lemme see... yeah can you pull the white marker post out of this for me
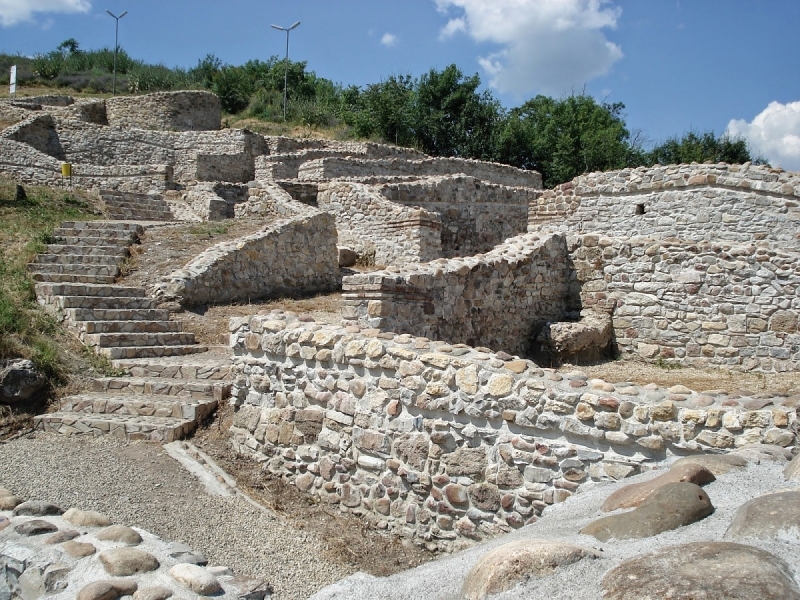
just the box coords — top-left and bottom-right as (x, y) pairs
(9, 65), (16, 97)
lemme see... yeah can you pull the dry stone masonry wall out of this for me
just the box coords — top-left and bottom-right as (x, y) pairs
(105, 91), (222, 131)
(531, 163), (800, 250)
(570, 234), (800, 371)
(341, 232), (570, 357)
(229, 312), (798, 549)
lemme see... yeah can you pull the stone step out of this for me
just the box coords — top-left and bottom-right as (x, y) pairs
(61, 221), (144, 233)
(84, 331), (197, 348)
(34, 254), (124, 266)
(105, 207), (173, 221)
(61, 391), (219, 420)
(49, 236), (134, 247)
(43, 245), (130, 257)
(35, 412), (194, 443)
(35, 283), (146, 298)
(52, 227), (139, 241)
(98, 344), (209, 360)
(30, 272), (116, 284)
(113, 356), (231, 380)
(51, 296), (157, 310)
(90, 377), (230, 401)
(74, 320), (182, 334)
(28, 263), (120, 276)
(66, 308), (171, 322)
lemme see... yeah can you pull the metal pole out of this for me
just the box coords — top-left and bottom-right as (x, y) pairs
(107, 10), (127, 96)
(271, 22), (300, 122)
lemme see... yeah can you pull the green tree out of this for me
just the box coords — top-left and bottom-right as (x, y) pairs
(496, 94), (641, 187)
(648, 130), (757, 165)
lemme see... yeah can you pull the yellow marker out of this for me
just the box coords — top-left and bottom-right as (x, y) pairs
(61, 163), (72, 177)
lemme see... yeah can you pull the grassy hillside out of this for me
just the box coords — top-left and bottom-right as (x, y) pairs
(0, 178), (105, 408)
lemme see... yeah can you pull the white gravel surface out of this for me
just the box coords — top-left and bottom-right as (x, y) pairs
(0, 433), (350, 600)
(311, 453), (800, 600)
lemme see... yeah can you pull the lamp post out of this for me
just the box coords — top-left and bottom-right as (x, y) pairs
(270, 21), (301, 121)
(106, 9), (128, 96)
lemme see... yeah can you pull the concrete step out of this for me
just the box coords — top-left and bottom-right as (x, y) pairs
(30, 272), (116, 284)
(35, 412), (194, 443)
(34, 254), (124, 266)
(90, 377), (230, 401)
(84, 331), (197, 348)
(66, 308), (171, 322)
(113, 355), (231, 380)
(43, 245), (130, 257)
(98, 344), (208, 360)
(28, 263), (120, 276)
(51, 296), (157, 310)
(61, 391), (219, 421)
(35, 283), (146, 298)
(74, 320), (182, 335)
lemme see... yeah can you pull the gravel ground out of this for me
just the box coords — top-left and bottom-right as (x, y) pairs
(0, 433), (351, 600)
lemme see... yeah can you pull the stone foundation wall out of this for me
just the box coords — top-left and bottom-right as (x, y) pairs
(0, 138), (172, 193)
(298, 157), (542, 189)
(570, 234), (800, 372)
(341, 232), (570, 356)
(2, 114), (65, 159)
(105, 91), (221, 131)
(318, 182), (442, 266)
(155, 210), (340, 306)
(228, 312), (798, 549)
(195, 153), (254, 183)
(379, 176), (533, 257)
(530, 163), (800, 250)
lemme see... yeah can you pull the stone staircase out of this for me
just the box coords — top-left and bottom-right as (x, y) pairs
(101, 189), (175, 221)
(31, 214), (231, 442)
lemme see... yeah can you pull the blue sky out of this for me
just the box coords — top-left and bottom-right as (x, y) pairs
(2, 0), (799, 169)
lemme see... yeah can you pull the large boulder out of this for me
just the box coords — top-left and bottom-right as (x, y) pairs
(535, 309), (614, 364)
(671, 453), (748, 475)
(602, 541), (800, 599)
(462, 540), (600, 600)
(0, 359), (46, 405)
(582, 482), (713, 542)
(602, 463), (715, 512)
(725, 491), (800, 541)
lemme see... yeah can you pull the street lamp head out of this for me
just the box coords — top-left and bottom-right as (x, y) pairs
(106, 9), (127, 19)
(271, 24), (285, 31)
(119, 11), (127, 18)
(289, 21), (301, 30)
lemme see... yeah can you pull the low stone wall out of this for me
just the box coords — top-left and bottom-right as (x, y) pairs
(229, 312), (798, 549)
(2, 114), (65, 159)
(570, 234), (800, 372)
(105, 91), (221, 131)
(530, 163), (800, 250)
(341, 232), (570, 356)
(318, 181), (442, 265)
(298, 156), (542, 189)
(196, 153), (254, 183)
(155, 211), (340, 306)
(0, 139), (172, 193)
(379, 176), (532, 257)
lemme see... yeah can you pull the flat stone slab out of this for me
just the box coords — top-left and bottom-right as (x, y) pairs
(725, 490), (800, 541)
(602, 541), (800, 599)
(462, 539), (601, 600)
(602, 463), (715, 512)
(582, 482), (714, 541)
(671, 453), (749, 475)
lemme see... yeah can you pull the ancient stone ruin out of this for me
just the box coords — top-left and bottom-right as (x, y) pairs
(1, 91), (798, 560)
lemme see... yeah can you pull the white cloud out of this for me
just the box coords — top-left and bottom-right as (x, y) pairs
(381, 32), (397, 47)
(0, 0), (91, 27)
(727, 101), (800, 172)
(435, 0), (623, 96)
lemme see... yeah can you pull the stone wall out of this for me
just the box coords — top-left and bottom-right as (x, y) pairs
(3, 114), (65, 160)
(317, 182), (442, 266)
(195, 153), (254, 183)
(155, 210), (340, 306)
(105, 91), (221, 131)
(228, 312), (798, 549)
(530, 163), (800, 250)
(379, 176), (533, 257)
(298, 156), (542, 189)
(570, 234), (800, 372)
(0, 138), (172, 192)
(341, 232), (570, 356)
